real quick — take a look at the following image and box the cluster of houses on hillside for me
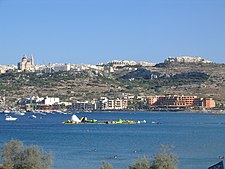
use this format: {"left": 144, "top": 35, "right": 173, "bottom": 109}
{"left": 0, "top": 54, "right": 212, "bottom": 75}
{"left": 0, "top": 54, "right": 156, "bottom": 74}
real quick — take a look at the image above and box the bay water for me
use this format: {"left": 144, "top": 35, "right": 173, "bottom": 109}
{"left": 0, "top": 111, "right": 225, "bottom": 169}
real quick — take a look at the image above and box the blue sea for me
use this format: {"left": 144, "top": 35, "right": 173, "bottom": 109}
{"left": 0, "top": 111, "right": 225, "bottom": 169}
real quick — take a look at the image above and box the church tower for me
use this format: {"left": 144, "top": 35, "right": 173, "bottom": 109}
{"left": 30, "top": 54, "right": 35, "bottom": 66}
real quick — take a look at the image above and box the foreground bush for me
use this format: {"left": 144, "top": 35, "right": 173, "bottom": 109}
{"left": 100, "top": 162, "right": 114, "bottom": 169}
{"left": 1, "top": 140, "right": 52, "bottom": 169}
{"left": 101, "top": 145, "right": 178, "bottom": 169}
{"left": 129, "top": 156, "right": 151, "bottom": 169}
{"left": 151, "top": 145, "right": 178, "bottom": 169}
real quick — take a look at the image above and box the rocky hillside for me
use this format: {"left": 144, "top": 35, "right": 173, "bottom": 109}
{"left": 0, "top": 62, "right": 225, "bottom": 107}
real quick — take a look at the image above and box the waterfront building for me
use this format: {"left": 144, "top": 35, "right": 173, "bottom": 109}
{"left": 199, "top": 98, "right": 216, "bottom": 109}
{"left": 24, "top": 96, "right": 60, "bottom": 105}
{"left": 42, "top": 97, "right": 60, "bottom": 105}
{"left": 71, "top": 101, "right": 97, "bottom": 111}
{"left": 100, "top": 97, "right": 128, "bottom": 110}
{"left": 18, "top": 96, "right": 60, "bottom": 110}
{"left": 18, "top": 54, "right": 35, "bottom": 72}
{"left": 147, "top": 95, "right": 216, "bottom": 109}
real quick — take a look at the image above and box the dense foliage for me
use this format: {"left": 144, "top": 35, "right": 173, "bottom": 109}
{"left": 100, "top": 145, "right": 178, "bottom": 169}
{"left": 1, "top": 140, "right": 52, "bottom": 169}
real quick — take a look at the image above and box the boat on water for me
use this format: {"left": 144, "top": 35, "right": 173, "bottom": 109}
{"left": 14, "top": 111, "right": 25, "bottom": 116}
{"left": 5, "top": 116, "right": 17, "bottom": 121}
{"left": 3, "top": 110, "right": 11, "bottom": 113}
{"left": 30, "top": 115, "right": 37, "bottom": 119}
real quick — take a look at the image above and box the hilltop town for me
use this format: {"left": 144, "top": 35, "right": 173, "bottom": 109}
{"left": 0, "top": 55, "right": 224, "bottom": 112}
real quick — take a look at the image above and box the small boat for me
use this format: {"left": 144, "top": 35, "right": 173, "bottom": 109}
{"left": 30, "top": 115, "right": 37, "bottom": 119}
{"left": 3, "top": 110, "right": 10, "bottom": 113}
{"left": 5, "top": 116, "right": 17, "bottom": 121}
{"left": 14, "top": 111, "right": 25, "bottom": 116}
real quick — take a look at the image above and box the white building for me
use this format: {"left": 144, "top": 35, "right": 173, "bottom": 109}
{"left": 165, "top": 56, "right": 212, "bottom": 64}
{"left": 138, "top": 61, "right": 156, "bottom": 67}
{"left": 0, "top": 64, "right": 17, "bottom": 73}
{"left": 44, "top": 97, "right": 60, "bottom": 105}
{"left": 100, "top": 97, "right": 128, "bottom": 110}
{"left": 0, "top": 68, "right": 5, "bottom": 74}
{"left": 48, "top": 64, "right": 71, "bottom": 72}
{"left": 25, "top": 96, "right": 60, "bottom": 105}
{"left": 108, "top": 60, "right": 137, "bottom": 67}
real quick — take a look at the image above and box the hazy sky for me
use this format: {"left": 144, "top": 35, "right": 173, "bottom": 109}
{"left": 0, "top": 0, "right": 224, "bottom": 65}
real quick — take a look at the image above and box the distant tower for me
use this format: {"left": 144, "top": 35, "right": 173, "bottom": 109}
{"left": 30, "top": 54, "right": 35, "bottom": 66}
{"left": 22, "top": 54, "right": 27, "bottom": 62}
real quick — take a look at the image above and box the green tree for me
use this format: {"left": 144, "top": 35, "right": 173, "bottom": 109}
{"left": 100, "top": 161, "right": 113, "bottom": 169}
{"left": 128, "top": 145, "right": 177, "bottom": 169}
{"left": 129, "top": 156, "right": 151, "bottom": 169}
{"left": 1, "top": 140, "right": 52, "bottom": 169}
{"left": 151, "top": 145, "right": 178, "bottom": 169}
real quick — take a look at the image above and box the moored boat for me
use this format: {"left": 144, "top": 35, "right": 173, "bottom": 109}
{"left": 5, "top": 116, "right": 17, "bottom": 121}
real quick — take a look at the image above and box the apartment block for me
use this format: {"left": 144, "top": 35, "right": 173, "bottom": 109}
{"left": 147, "top": 95, "right": 215, "bottom": 108}
{"left": 100, "top": 97, "right": 128, "bottom": 110}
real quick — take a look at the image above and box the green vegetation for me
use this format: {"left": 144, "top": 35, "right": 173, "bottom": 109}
{"left": 0, "top": 140, "right": 177, "bottom": 169}
{"left": 129, "top": 157, "right": 151, "bottom": 169}
{"left": 100, "top": 145, "right": 178, "bottom": 169}
{"left": 1, "top": 140, "right": 52, "bottom": 169}
{"left": 100, "top": 162, "right": 114, "bottom": 169}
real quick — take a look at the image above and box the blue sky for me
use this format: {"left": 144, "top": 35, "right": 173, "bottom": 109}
{"left": 0, "top": 0, "right": 225, "bottom": 65}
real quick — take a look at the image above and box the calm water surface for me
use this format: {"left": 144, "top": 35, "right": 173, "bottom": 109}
{"left": 0, "top": 111, "right": 225, "bottom": 169}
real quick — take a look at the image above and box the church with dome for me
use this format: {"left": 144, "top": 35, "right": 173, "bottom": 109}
{"left": 18, "top": 54, "right": 35, "bottom": 72}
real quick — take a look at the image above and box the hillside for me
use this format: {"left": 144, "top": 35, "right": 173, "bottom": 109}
{"left": 0, "top": 62, "right": 225, "bottom": 107}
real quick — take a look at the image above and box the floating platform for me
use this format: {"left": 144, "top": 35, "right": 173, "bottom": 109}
{"left": 62, "top": 115, "right": 146, "bottom": 125}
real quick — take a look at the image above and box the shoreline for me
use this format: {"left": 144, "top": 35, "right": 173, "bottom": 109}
{"left": 1, "top": 109, "right": 225, "bottom": 115}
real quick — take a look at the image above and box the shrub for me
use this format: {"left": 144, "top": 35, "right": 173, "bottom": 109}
{"left": 100, "top": 161, "right": 114, "bottom": 169}
{"left": 151, "top": 145, "right": 178, "bottom": 169}
{"left": 104, "top": 145, "right": 178, "bottom": 169}
{"left": 129, "top": 156, "right": 151, "bottom": 169}
{"left": 1, "top": 140, "right": 52, "bottom": 169}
